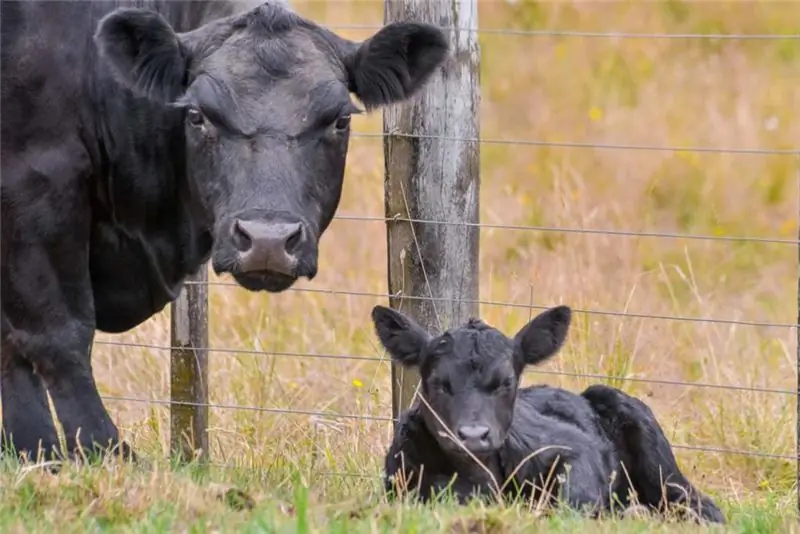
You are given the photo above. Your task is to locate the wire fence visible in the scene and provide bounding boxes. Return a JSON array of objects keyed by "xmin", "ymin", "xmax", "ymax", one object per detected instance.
[{"xmin": 93, "ymin": 2, "xmax": 799, "ymax": 501}]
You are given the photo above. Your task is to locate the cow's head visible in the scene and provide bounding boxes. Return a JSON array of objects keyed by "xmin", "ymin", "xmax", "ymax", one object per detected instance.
[
  {"xmin": 94, "ymin": 2, "xmax": 449, "ymax": 292},
  {"xmin": 371, "ymin": 305, "xmax": 572, "ymax": 458}
]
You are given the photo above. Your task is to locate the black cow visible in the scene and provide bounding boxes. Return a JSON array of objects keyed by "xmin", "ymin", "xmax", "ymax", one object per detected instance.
[
  {"xmin": 0, "ymin": 0, "xmax": 449, "ymax": 462},
  {"xmin": 371, "ymin": 305, "xmax": 726, "ymax": 523}
]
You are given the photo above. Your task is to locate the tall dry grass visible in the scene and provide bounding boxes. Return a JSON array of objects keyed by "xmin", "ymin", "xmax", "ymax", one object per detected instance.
[{"xmin": 90, "ymin": 0, "xmax": 798, "ymax": 504}]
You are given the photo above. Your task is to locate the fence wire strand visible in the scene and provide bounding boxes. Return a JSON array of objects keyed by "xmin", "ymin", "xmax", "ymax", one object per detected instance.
[
  {"xmin": 94, "ymin": 339, "xmax": 795, "ymax": 397},
  {"xmin": 351, "ymin": 131, "xmax": 799, "ymax": 156},
  {"xmin": 101, "ymin": 395, "xmax": 795, "ymax": 462},
  {"xmin": 177, "ymin": 282, "xmax": 797, "ymax": 329},
  {"xmin": 330, "ymin": 214, "xmax": 799, "ymax": 246},
  {"xmin": 325, "ymin": 24, "xmax": 800, "ymax": 40}
]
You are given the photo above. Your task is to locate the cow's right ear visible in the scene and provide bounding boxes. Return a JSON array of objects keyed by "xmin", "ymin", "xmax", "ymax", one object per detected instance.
[
  {"xmin": 94, "ymin": 8, "xmax": 189, "ymax": 104},
  {"xmin": 371, "ymin": 306, "xmax": 431, "ymax": 367},
  {"xmin": 512, "ymin": 305, "xmax": 571, "ymax": 371}
]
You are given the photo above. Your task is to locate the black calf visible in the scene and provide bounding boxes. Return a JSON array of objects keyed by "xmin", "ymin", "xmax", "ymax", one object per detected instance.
[{"xmin": 371, "ymin": 304, "xmax": 725, "ymax": 523}]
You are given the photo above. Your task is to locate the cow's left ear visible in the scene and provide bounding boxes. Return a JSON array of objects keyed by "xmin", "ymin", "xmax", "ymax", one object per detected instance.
[
  {"xmin": 344, "ymin": 22, "xmax": 450, "ymax": 111},
  {"xmin": 94, "ymin": 8, "xmax": 189, "ymax": 104},
  {"xmin": 371, "ymin": 305, "xmax": 432, "ymax": 368}
]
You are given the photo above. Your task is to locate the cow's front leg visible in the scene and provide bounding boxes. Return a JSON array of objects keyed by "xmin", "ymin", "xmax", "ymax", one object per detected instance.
[
  {"xmin": 1, "ymin": 321, "xmax": 61, "ymax": 462},
  {"xmin": 11, "ymin": 322, "xmax": 134, "ymax": 462},
  {"xmin": 1, "ymin": 162, "xmax": 135, "ymax": 464}
]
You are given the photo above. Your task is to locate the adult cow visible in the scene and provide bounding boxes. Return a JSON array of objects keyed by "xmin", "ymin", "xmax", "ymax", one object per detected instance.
[{"xmin": 0, "ymin": 0, "xmax": 449, "ymax": 462}]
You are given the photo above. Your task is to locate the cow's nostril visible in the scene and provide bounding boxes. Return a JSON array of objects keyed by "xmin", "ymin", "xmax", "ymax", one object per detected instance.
[
  {"xmin": 232, "ymin": 220, "xmax": 253, "ymax": 252},
  {"xmin": 284, "ymin": 225, "xmax": 303, "ymax": 255}
]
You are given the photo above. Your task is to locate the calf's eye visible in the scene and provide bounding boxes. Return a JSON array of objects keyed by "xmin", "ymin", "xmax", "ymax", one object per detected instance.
[
  {"xmin": 490, "ymin": 377, "xmax": 514, "ymax": 392},
  {"xmin": 432, "ymin": 379, "xmax": 453, "ymax": 395}
]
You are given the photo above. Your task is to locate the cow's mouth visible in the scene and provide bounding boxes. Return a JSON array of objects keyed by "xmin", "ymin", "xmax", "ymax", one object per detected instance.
[{"xmin": 231, "ymin": 270, "xmax": 298, "ymax": 293}]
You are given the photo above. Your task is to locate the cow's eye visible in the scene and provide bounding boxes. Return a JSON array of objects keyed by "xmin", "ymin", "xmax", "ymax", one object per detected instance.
[
  {"xmin": 186, "ymin": 107, "xmax": 205, "ymax": 127},
  {"xmin": 334, "ymin": 115, "xmax": 351, "ymax": 131}
]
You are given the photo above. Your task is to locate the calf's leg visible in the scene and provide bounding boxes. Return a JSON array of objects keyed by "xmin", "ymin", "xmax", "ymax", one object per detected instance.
[{"xmin": 581, "ymin": 384, "xmax": 725, "ymax": 524}]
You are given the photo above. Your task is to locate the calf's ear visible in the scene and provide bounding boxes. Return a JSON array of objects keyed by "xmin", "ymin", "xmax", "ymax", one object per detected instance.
[
  {"xmin": 344, "ymin": 22, "xmax": 450, "ymax": 110},
  {"xmin": 513, "ymin": 306, "xmax": 572, "ymax": 369},
  {"xmin": 94, "ymin": 8, "xmax": 189, "ymax": 104},
  {"xmin": 371, "ymin": 306, "xmax": 431, "ymax": 367}
]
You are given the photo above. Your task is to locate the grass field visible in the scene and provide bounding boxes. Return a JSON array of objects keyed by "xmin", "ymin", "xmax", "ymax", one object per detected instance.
[{"xmin": 3, "ymin": 0, "xmax": 799, "ymax": 531}]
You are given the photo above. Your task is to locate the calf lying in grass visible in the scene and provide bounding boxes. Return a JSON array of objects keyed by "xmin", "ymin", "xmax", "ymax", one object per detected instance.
[{"xmin": 371, "ymin": 304, "xmax": 725, "ymax": 524}]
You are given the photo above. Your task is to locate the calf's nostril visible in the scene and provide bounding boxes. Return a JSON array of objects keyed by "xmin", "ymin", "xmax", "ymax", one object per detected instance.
[
  {"xmin": 232, "ymin": 220, "xmax": 253, "ymax": 252},
  {"xmin": 457, "ymin": 425, "xmax": 491, "ymax": 442}
]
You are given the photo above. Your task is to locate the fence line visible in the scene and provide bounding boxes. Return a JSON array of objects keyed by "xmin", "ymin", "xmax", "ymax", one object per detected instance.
[
  {"xmin": 332, "ymin": 214, "xmax": 800, "ymax": 246},
  {"xmin": 351, "ymin": 132, "xmax": 799, "ymax": 156},
  {"xmin": 100, "ymin": 395, "xmax": 796, "ymax": 462},
  {"xmin": 94, "ymin": 339, "xmax": 795, "ymax": 397},
  {"xmin": 325, "ymin": 24, "xmax": 800, "ymax": 40},
  {"xmin": 102, "ymin": 395, "xmax": 393, "ymax": 423},
  {"xmin": 177, "ymin": 283, "xmax": 797, "ymax": 329}
]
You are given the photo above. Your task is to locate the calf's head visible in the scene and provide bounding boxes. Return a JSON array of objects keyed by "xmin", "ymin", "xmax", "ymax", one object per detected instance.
[
  {"xmin": 94, "ymin": 2, "xmax": 449, "ymax": 292},
  {"xmin": 372, "ymin": 305, "xmax": 572, "ymax": 457}
]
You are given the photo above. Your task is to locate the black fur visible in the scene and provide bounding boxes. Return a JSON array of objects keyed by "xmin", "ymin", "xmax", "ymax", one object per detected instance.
[
  {"xmin": 1, "ymin": 0, "xmax": 448, "ymax": 463},
  {"xmin": 346, "ymin": 22, "xmax": 451, "ymax": 110},
  {"xmin": 94, "ymin": 8, "xmax": 189, "ymax": 103},
  {"xmin": 373, "ymin": 305, "xmax": 726, "ymax": 524}
]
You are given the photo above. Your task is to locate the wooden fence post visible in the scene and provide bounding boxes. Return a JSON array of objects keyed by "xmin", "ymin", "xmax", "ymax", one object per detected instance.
[
  {"xmin": 170, "ymin": 266, "xmax": 209, "ymax": 464},
  {"xmin": 383, "ymin": 0, "xmax": 481, "ymax": 419}
]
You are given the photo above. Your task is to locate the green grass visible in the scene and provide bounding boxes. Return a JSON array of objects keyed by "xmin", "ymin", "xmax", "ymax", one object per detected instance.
[{"xmin": 0, "ymin": 460, "xmax": 795, "ymax": 533}]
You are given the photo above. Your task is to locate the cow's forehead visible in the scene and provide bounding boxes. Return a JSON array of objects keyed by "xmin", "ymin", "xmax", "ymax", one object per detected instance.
[
  {"xmin": 187, "ymin": 24, "xmax": 351, "ymax": 133},
  {"xmin": 200, "ymin": 24, "xmax": 343, "ymax": 86}
]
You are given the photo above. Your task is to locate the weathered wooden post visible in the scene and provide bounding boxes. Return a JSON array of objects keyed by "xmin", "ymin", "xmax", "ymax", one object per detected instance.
[
  {"xmin": 170, "ymin": 267, "xmax": 209, "ymax": 464},
  {"xmin": 383, "ymin": 0, "xmax": 481, "ymax": 419}
]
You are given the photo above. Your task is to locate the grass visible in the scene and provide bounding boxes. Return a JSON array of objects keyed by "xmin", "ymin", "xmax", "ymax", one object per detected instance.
[
  {"xmin": 4, "ymin": 0, "xmax": 799, "ymax": 531},
  {"xmin": 0, "ymin": 459, "xmax": 797, "ymax": 533}
]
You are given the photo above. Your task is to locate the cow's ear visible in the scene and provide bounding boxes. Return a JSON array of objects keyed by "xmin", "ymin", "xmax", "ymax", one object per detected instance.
[
  {"xmin": 371, "ymin": 305, "xmax": 431, "ymax": 367},
  {"xmin": 94, "ymin": 8, "xmax": 189, "ymax": 103},
  {"xmin": 513, "ymin": 306, "xmax": 572, "ymax": 370},
  {"xmin": 344, "ymin": 22, "xmax": 450, "ymax": 110}
]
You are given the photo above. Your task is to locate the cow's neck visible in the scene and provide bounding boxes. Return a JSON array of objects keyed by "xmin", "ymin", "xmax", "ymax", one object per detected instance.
[{"xmin": 91, "ymin": 77, "xmax": 212, "ymax": 287}]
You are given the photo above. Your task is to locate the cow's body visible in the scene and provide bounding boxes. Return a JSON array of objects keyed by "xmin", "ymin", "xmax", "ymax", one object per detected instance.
[
  {"xmin": 1, "ymin": 0, "xmax": 449, "ymax": 461},
  {"xmin": 372, "ymin": 305, "xmax": 726, "ymax": 523},
  {"xmin": 3, "ymin": 1, "xmax": 245, "ymax": 334},
  {"xmin": 384, "ymin": 384, "xmax": 618, "ymax": 508},
  {"xmin": 386, "ymin": 383, "xmax": 725, "ymax": 523}
]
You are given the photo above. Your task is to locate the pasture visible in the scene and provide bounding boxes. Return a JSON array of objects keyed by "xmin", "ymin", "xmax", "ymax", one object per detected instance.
[{"xmin": 1, "ymin": 0, "xmax": 798, "ymax": 531}]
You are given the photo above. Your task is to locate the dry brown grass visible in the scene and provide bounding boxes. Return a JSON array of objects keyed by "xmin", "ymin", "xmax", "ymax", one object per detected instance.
[{"xmin": 84, "ymin": 0, "xmax": 798, "ymax": 514}]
